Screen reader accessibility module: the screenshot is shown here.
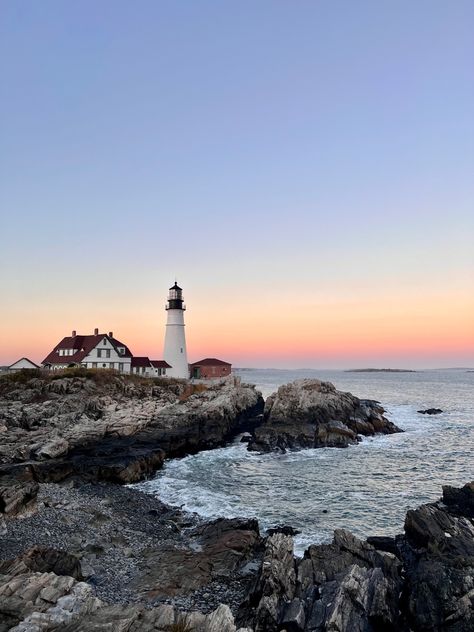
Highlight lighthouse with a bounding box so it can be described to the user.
[163,282,189,379]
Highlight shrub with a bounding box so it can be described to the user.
[0,368,42,384]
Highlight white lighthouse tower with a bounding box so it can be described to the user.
[163,282,189,379]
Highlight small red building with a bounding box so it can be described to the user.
[190,358,232,379]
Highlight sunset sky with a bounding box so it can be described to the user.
[1,1,473,368]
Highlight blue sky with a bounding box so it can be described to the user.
[1,1,473,367]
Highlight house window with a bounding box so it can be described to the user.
[92,363,97,368]
[109,363,114,369]
[106,349,111,358]
[103,339,107,345]
[97,349,102,358]
[119,363,123,372]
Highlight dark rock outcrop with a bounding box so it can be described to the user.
[0,477,39,518]
[400,482,474,631]
[131,517,261,599]
[247,379,401,453]
[417,408,443,415]
[238,482,474,631]
[0,374,264,486]
[0,546,83,580]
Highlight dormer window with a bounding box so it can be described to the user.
[118,347,125,355]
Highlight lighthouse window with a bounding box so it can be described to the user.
[181,347,183,353]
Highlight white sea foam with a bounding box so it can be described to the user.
[133,369,474,554]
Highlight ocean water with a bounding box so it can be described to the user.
[136,369,474,554]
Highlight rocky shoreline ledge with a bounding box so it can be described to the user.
[1,371,472,630]
[0,370,264,491]
[247,379,401,452]
[2,479,473,631]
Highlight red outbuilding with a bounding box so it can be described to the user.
[189,358,232,379]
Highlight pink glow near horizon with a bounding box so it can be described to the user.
[1,285,472,369]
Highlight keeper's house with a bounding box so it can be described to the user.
[189,358,232,379]
[42,329,133,373]
[131,357,171,377]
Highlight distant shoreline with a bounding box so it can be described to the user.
[345,368,417,373]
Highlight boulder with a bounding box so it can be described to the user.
[0,478,38,517]
[131,517,261,598]
[417,408,443,415]
[248,380,401,453]
[0,547,82,580]
[33,438,69,460]
[0,567,246,632]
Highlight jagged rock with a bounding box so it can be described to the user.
[267,525,301,537]
[247,380,401,453]
[417,408,443,415]
[131,517,261,598]
[401,491,474,631]
[204,603,239,631]
[281,597,306,631]
[0,571,100,631]
[0,569,246,632]
[247,533,296,631]
[321,564,398,632]
[0,479,38,517]
[243,528,403,631]
[443,481,474,518]
[33,438,69,460]
[366,536,400,557]
[0,547,82,580]
[0,375,264,485]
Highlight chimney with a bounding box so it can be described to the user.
[94,328,99,336]
[108,331,113,338]
[71,330,77,337]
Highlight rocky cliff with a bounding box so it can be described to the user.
[0,372,263,489]
[247,379,401,452]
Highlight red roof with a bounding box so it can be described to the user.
[150,360,171,368]
[42,334,132,365]
[189,358,232,367]
[131,356,151,368]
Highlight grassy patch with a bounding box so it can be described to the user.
[0,367,197,395]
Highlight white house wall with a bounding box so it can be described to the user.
[82,337,131,373]
[9,358,39,371]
